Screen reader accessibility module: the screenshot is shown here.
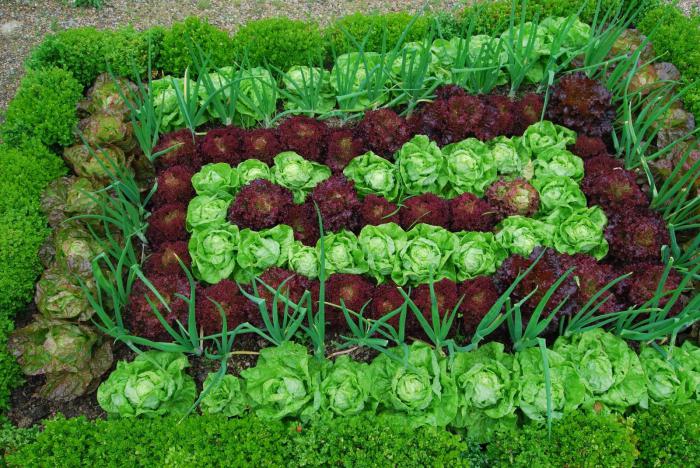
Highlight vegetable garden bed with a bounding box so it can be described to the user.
[1,1,699,466]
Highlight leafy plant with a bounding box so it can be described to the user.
[97,351,196,418]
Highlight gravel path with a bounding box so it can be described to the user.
[0,0,459,118]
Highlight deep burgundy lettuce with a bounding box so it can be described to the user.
[228,179,294,230]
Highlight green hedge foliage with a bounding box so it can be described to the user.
[26,27,161,88]
[4,414,479,467]
[323,12,431,56]
[637,5,700,119]
[231,18,326,70]
[158,17,234,76]
[0,139,66,413]
[633,402,700,467]
[7,405,700,466]
[486,411,639,467]
[1,68,82,148]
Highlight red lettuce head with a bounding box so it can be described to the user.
[582,167,647,210]
[310,175,360,232]
[435,84,467,100]
[201,126,244,165]
[606,209,670,263]
[144,241,191,277]
[282,202,321,246]
[449,193,500,232]
[326,129,364,173]
[153,165,194,206]
[411,279,459,333]
[277,116,329,162]
[127,274,192,341]
[495,248,578,322]
[459,276,499,334]
[147,202,188,245]
[356,109,412,158]
[369,282,406,329]
[250,268,310,326]
[228,179,293,230]
[478,95,516,139]
[546,72,615,137]
[153,129,200,170]
[571,134,608,160]
[621,262,683,309]
[197,279,251,335]
[360,194,400,226]
[325,274,375,330]
[443,94,486,142]
[514,93,544,134]
[241,128,282,165]
[486,177,540,217]
[399,193,449,230]
[560,254,622,313]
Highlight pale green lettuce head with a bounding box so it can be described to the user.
[321,356,372,417]
[199,373,247,417]
[358,223,407,283]
[235,225,295,282]
[237,159,272,185]
[453,232,507,281]
[443,138,498,197]
[189,223,239,284]
[396,135,447,195]
[546,206,608,259]
[191,163,239,196]
[343,151,400,201]
[392,224,458,285]
[186,194,232,232]
[495,216,553,256]
[272,151,331,203]
[532,176,586,213]
[288,241,320,279]
[319,230,369,275]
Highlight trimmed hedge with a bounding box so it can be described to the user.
[637,5,700,120]
[323,12,431,56]
[1,68,82,148]
[231,18,326,70]
[3,414,479,466]
[158,17,233,76]
[6,405,700,466]
[486,412,638,467]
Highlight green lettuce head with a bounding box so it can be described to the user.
[495,216,553,256]
[676,341,700,400]
[191,163,239,196]
[443,138,498,197]
[491,136,531,178]
[237,159,272,185]
[396,135,447,195]
[35,266,95,321]
[453,232,507,281]
[234,67,278,128]
[450,342,518,442]
[199,373,247,417]
[330,52,389,110]
[554,329,647,411]
[370,342,458,427]
[319,230,369,275]
[430,37,468,81]
[189,222,239,284]
[639,346,698,406]
[521,121,576,155]
[288,242,320,279]
[186,194,232,232]
[532,176,586,213]
[96,351,196,418]
[343,151,400,201]
[534,148,584,181]
[241,342,322,420]
[358,223,408,283]
[321,356,372,417]
[282,65,335,114]
[545,206,608,259]
[515,347,588,422]
[392,224,458,285]
[540,16,591,50]
[236,225,294,282]
[272,151,331,203]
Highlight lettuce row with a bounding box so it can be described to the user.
[97,332,700,445]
